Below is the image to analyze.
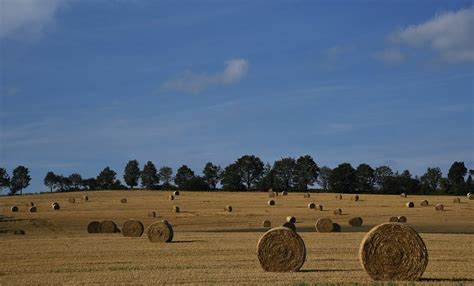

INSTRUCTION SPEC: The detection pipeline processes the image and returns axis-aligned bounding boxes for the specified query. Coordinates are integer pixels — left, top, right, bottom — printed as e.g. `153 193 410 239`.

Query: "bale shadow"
421 278 474 282
300 269 359 273
170 240 206 244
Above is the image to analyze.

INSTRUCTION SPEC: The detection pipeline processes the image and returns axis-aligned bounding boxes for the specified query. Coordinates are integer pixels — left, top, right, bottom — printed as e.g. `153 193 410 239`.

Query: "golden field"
0 190 473 285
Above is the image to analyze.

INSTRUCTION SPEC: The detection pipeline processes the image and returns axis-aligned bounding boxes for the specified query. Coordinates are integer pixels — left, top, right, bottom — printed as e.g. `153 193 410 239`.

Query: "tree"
96 167 117 190
83 178 98 190
420 167 442 194
273 157 297 192
203 162 222 190
69 173 83 190
235 155 264 190
221 163 245 191
124 160 140 189
374 166 393 191
256 163 275 192
44 172 58 192
180 176 210 191
159 166 174 187
448 161 467 195
317 166 332 191
10 166 31 195
174 165 195 189
56 175 72 192
141 161 159 190
355 163 375 193
328 163 356 194
294 155 320 191
0 168 11 193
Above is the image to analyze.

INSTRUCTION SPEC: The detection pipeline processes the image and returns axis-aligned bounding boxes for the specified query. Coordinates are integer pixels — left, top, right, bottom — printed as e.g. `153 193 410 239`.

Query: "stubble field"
0 190 473 285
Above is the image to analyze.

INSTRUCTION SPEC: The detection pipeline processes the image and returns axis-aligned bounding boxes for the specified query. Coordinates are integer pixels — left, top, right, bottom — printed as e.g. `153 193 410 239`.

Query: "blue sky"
1 0 473 193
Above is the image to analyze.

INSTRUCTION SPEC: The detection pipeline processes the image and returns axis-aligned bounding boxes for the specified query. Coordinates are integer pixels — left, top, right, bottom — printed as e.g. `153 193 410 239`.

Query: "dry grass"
0 191 473 284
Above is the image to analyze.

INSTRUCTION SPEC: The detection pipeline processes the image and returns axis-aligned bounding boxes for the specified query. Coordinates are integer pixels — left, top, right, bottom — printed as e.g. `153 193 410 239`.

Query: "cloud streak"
161 59 249 93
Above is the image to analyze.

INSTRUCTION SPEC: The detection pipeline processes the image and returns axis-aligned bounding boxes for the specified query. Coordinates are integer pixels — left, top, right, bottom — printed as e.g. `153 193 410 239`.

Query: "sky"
0 0 473 193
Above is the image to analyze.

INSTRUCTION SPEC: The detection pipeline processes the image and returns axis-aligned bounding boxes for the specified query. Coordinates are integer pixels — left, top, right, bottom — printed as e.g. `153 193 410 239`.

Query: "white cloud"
162 59 250 93
389 7 474 63
0 0 62 39
374 48 406 64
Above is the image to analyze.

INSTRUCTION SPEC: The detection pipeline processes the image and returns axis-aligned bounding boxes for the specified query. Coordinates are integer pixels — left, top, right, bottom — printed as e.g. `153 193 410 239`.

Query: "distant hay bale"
435 204 444 211
351 195 360 202
349 217 363 227
389 216 398 222
11 206 19 212
400 193 407 198
122 219 144 237
281 222 296 232
333 208 342 215
173 206 180 213
406 202 414 208
26 202 34 207
268 188 273 193
303 193 310 198
147 220 174 243
468 192 473 200
225 205 233 212
281 191 288 196
316 204 323 211
332 223 341 232
335 194 342 200
453 198 461 204
13 229 25 235
99 220 119 233
121 198 127 203
87 221 100 233
68 198 75 203
82 196 89 201
397 216 407 223
148 211 157 218
286 216 296 224
420 200 429 207
52 203 60 210
168 195 174 201
308 202 316 209
315 218 333 233
173 191 180 196
257 226 306 272
268 200 275 206
359 223 428 281
262 220 271 228
29 206 37 213
269 192 276 198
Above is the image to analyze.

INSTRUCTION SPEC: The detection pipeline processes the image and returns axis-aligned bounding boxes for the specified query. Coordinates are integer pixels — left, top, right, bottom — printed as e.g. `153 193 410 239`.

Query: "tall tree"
96 167 117 190
448 161 467 195
317 166 332 191
256 163 275 192
356 163 375 193
203 162 222 190
69 173 83 190
329 163 356 194
294 155 320 191
221 163 244 191
141 161 159 190
374 166 394 191
10 166 31 195
174 165 195 189
0 168 11 193
159 166 174 187
235 155 264 190
420 167 442 194
44 171 58 192
124 160 140 189
273 157 297 192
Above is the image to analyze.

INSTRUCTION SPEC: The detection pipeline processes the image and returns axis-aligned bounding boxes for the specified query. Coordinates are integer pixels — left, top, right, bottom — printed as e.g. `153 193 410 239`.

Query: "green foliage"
448 161 468 195
420 167 442 194
356 163 375 193
10 166 31 195
374 166 393 191
123 160 140 189
203 162 222 190
96 167 118 190
141 161 159 190
294 155 320 190
221 163 245 191
159 166 174 187
174 165 195 189
235 155 264 190
255 163 275 191
317 166 332 191
329 163 356 193
44 172 57 192
272 157 297 192
0 167 11 193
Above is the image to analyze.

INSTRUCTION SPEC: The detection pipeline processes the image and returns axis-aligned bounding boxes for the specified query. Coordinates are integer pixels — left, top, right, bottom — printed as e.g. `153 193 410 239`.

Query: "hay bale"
397 216 407 223
11 206 19 212
435 204 444 211
225 205 233 212
349 217 363 227
420 200 429 207
359 223 428 281
29 206 37 213
332 223 341 232
173 191 180 196
286 216 296 224
173 206 180 213
281 191 288 196
389 216 398 222
315 218 333 233
122 219 144 237
168 195 174 201
52 203 60 210
335 194 342 200
467 192 473 200
262 220 271 228
99 220 119 233
13 229 25 235
147 220 174 243
281 222 296 232
333 208 342 215
406 202 414 208
268 188 273 193
82 195 89 201
148 211 157 218
268 200 275 206
257 226 306 272
308 202 316 209
269 192 276 198
316 204 323 211
87 221 100 233
351 195 360 202
303 193 310 198
68 198 75 203
400 193 407 198
121 198 127 203
26 202 34 207
453 198 461 203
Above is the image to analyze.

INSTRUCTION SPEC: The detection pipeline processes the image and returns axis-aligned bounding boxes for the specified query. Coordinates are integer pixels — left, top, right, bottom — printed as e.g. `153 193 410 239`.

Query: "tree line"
1 156 473 196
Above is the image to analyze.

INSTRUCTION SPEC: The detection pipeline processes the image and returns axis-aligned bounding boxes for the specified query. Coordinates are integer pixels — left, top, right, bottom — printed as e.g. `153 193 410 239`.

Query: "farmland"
0 191 473 285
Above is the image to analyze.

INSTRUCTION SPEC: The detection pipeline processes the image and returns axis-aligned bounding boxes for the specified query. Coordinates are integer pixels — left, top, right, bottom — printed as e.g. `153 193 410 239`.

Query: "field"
0 191 473 285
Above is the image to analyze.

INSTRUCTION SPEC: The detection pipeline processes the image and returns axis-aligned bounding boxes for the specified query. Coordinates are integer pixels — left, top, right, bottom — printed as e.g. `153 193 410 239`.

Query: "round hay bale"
397 216 407 223
173 206 180 213
29 206 37 213
268 200 275 206
400 193 407 198
257 226 306 272
406 202 414 208
148 211 157 218
286 216 296 224
82 195 89 201
389 216 398 222
173 191 180 196
349 217 363 227
420 200 429 207
11 206 19 212
68 198 75 203
147 220 174 243
332 223 341 232
52 203 60 210
87 221 100 233
168 195 174 201
122 219 144 237
316 204 323 211
453 198 461 204
333 208 342 215
308 202 316 209
99 220 118 233
281 222 296 232
435 204 444 211
26 202 34 207
13 229 25 235
281 191 288 196
303 193 310 198
315 218 333 233
268 188 273 193
262 220 271 228
353 195 360 202
225 205 233 212
335 194 342 200
121 198 127 203
269 192 276 198
359 223 428 281
467 192 473 200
